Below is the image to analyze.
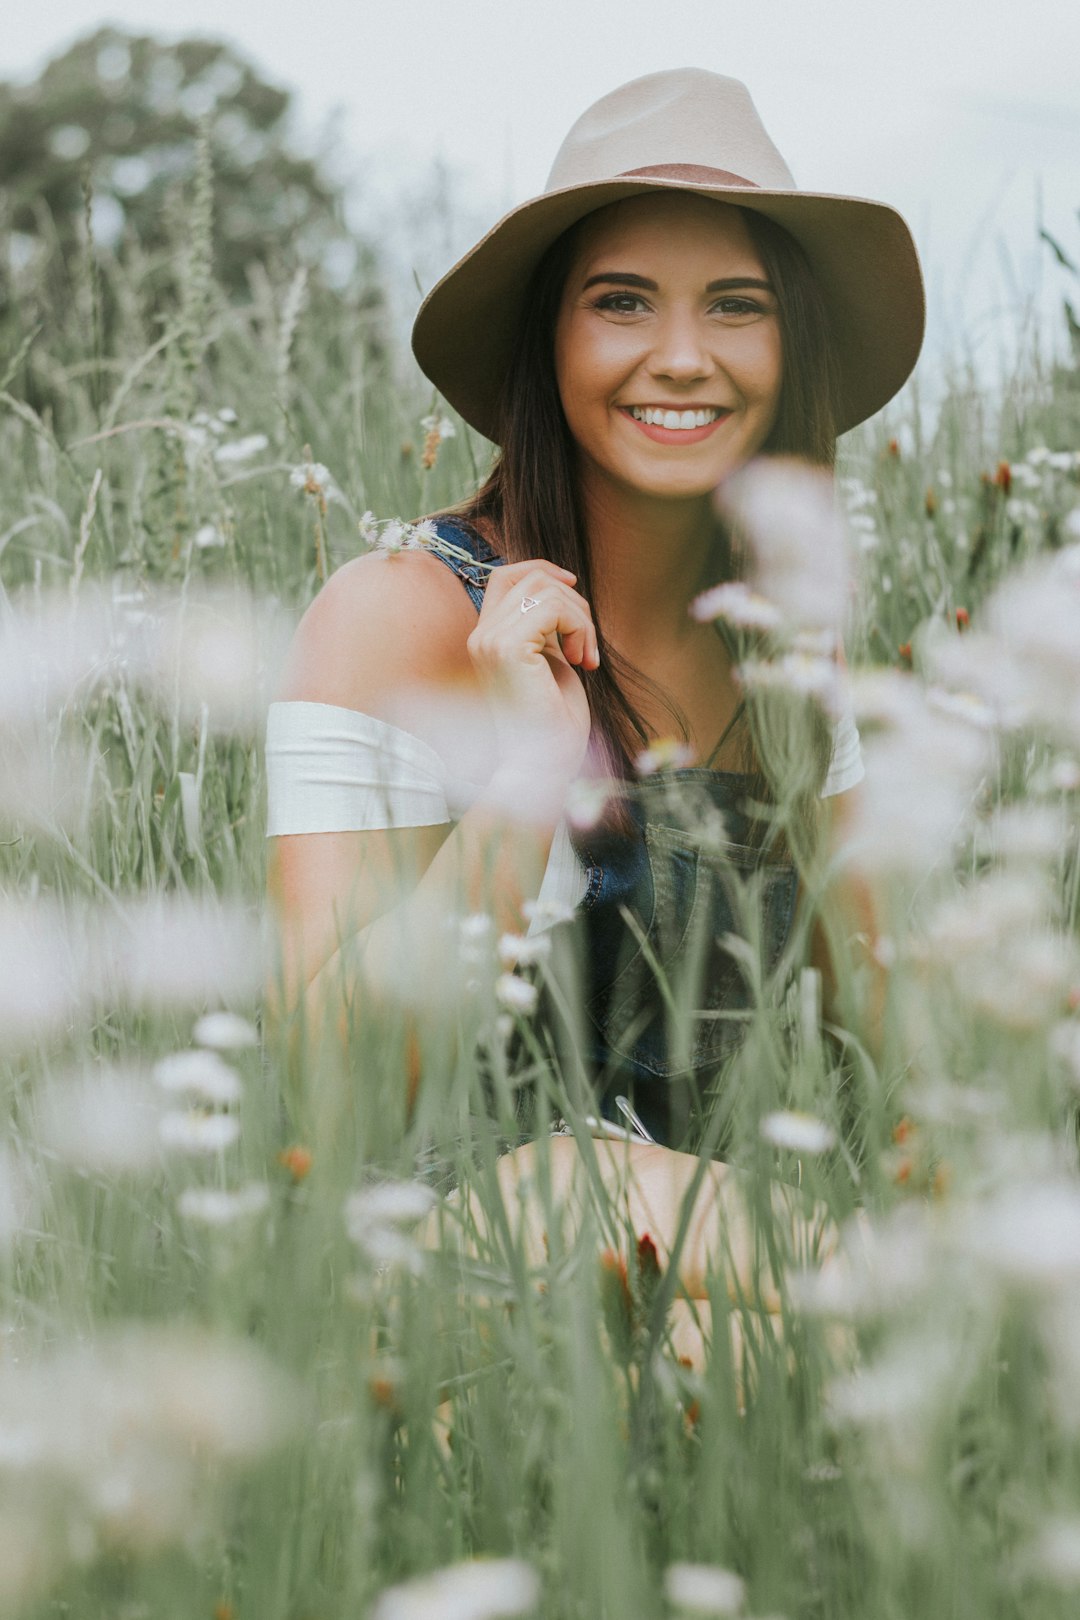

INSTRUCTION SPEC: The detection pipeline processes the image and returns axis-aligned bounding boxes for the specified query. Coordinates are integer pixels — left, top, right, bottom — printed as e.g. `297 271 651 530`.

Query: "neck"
578 465 720 655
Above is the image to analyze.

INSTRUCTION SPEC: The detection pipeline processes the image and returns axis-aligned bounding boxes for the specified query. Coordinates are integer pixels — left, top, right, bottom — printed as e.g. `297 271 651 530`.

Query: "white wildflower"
1050 1021 1080 1089
36 1065 164 1174
521 897 576 929
663 1562 745 1614
158 1111 240 1155
214 433 269 465
217 406 238 424
90 894 266 1009
345 1180 436 1233
925 687 997 730
736 653 844 718
950 1180 1080 1289
1064 507 1080 542
761 1110 835 1155
497 932 552 968
371 1558 539 1620
345 1178 436 1277
193 1011 258 1049
826 1334 955 1429
0 1143 41 1249
410 518 439 547
358 510 378 544
152 1050 242 1106
1015 1516 1080 1587
177 1182 270 1227
690 580 783 633
717 456 850 632
1026 446 1052 466
972 803 1066 864
1048 451 1076 472
378 520 409 554
636 738 695 775
289 460 332 492
194 522 225 549
420 412 457 442
564 777 615 829
495 973 539 1015
1049 757 1080 792
789 1204 934 1321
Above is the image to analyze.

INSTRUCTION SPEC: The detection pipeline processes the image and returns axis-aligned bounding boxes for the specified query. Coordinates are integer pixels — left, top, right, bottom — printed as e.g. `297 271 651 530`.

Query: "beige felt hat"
412 67 925 441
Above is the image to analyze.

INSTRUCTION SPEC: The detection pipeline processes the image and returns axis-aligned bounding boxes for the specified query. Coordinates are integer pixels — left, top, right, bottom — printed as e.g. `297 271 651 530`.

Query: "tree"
0 26 373 306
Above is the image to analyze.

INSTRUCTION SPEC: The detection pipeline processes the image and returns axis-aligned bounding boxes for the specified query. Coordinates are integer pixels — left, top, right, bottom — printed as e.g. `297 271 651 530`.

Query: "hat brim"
411 175 925 441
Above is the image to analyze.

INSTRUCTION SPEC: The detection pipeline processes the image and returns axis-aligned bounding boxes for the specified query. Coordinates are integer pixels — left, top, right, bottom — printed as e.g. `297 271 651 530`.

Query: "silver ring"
520 595 541 614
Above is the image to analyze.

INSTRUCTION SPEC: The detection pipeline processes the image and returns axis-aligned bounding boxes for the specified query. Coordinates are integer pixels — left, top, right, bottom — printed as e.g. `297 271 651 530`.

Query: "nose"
646 308 717 386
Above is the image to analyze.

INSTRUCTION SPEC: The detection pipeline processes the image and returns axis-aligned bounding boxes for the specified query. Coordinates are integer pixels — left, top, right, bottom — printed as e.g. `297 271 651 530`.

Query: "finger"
483 560 577 604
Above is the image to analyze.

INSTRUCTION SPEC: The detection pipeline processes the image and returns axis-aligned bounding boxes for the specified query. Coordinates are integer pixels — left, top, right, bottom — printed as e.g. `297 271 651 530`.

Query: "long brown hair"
437 197 842 863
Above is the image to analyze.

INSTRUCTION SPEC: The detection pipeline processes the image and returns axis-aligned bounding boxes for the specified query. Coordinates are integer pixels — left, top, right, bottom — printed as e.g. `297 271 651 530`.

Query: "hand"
466 560 599 786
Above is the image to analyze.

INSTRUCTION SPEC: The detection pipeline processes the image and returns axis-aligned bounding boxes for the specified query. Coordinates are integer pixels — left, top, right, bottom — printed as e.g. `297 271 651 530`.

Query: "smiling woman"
265 67 923 1302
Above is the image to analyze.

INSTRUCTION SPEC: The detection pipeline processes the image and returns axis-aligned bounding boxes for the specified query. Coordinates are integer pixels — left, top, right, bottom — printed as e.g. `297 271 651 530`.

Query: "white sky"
5 0 1080 393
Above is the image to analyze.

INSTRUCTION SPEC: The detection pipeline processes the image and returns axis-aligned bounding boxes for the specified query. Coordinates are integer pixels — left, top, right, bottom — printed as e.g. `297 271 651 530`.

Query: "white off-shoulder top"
265 700 864 933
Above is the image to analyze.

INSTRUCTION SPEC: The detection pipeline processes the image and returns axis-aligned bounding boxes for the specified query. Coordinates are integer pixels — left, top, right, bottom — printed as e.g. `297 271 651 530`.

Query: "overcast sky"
5 0 1080 395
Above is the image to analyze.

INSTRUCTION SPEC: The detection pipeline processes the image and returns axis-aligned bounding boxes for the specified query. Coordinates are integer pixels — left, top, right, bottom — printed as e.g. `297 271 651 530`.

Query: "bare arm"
265 546 598 1068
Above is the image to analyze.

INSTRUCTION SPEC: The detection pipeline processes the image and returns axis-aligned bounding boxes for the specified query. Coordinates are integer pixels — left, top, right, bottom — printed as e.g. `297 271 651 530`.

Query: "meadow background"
3 22 1080 1620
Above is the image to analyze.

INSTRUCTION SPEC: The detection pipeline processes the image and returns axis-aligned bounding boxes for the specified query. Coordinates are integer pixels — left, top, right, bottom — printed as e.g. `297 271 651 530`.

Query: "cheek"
555 317 626 422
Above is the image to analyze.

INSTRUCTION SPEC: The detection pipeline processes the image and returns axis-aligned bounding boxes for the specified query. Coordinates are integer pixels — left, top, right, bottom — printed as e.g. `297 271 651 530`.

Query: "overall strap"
426 515 505 613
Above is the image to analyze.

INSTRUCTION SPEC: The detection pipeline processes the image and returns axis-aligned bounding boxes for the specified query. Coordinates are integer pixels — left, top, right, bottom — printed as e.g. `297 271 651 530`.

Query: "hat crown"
545 68 796 194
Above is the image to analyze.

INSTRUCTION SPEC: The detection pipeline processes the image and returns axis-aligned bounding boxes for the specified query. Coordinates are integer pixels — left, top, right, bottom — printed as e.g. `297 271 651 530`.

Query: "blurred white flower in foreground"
371 1558 539 1620
90 895 265 1010
948 1179 1080 1291
35 1065 164 1174
761 1110 835 1155
0 1143 41 1248
193 1011 258 1049
690 580 783 633
495 972 539 1015
716 456 850 632
177 1182 270 1227
153 1049 242 1106
790 1204 935 1321
346 1177 436 1274
0 731 99 833
663 1562 745 1614
841 672 993 877
0 1324 302 1562
0 584 292 736
214 433 269 465
0 899 84 1048
159 1110 240 1155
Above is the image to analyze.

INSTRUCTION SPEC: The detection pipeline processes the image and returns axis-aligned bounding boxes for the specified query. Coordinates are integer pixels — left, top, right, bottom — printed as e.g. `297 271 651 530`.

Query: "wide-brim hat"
412 68 925 441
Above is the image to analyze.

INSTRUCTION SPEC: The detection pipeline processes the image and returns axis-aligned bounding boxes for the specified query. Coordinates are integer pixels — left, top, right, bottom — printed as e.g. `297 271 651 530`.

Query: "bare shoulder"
276 549 479 716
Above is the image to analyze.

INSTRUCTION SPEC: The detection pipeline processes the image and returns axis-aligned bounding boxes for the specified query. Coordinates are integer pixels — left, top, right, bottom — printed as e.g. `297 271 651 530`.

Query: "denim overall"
429 517 800 1150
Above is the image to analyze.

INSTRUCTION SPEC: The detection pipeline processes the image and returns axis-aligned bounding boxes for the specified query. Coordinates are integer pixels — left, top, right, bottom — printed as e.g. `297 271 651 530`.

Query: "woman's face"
553 194 783 502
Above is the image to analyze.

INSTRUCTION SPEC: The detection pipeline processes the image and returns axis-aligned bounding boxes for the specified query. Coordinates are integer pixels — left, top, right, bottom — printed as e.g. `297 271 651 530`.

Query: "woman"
266 69 923 1296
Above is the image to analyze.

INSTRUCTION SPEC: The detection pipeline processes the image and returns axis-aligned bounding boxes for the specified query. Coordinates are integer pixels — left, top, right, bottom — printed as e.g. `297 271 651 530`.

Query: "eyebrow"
581 271 775 294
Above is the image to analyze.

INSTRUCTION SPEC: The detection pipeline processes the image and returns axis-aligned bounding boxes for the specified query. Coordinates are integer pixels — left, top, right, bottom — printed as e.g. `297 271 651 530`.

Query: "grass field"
3 139 1080 1618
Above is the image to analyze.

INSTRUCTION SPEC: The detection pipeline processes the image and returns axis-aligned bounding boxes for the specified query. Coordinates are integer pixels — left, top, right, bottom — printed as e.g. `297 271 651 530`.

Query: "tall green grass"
1 145 1080 1620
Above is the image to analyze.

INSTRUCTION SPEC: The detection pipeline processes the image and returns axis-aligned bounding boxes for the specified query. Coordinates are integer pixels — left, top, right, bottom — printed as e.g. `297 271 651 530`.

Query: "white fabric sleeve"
265 701 452 835
819 701 864 799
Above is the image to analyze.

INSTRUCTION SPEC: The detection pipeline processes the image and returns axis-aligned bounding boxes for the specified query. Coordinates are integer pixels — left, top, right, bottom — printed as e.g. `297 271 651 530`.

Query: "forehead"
567 192 761 276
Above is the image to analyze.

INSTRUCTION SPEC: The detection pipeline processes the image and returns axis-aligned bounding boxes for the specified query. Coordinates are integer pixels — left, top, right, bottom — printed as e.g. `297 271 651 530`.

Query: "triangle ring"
519 595 542 614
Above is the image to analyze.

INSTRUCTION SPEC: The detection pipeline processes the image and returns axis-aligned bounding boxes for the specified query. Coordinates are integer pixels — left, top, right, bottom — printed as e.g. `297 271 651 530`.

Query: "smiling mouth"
620 405 731 430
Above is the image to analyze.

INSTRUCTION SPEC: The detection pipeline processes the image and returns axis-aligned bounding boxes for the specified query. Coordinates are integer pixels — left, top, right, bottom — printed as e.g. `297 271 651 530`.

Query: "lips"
617 405 732 445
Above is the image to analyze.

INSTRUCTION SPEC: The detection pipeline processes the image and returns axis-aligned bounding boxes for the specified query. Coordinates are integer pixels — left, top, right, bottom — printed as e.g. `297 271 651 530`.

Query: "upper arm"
266 552 480 997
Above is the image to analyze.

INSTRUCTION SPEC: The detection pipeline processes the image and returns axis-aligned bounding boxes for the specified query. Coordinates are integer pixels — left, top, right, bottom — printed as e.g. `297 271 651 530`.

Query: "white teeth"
628 406 721 430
